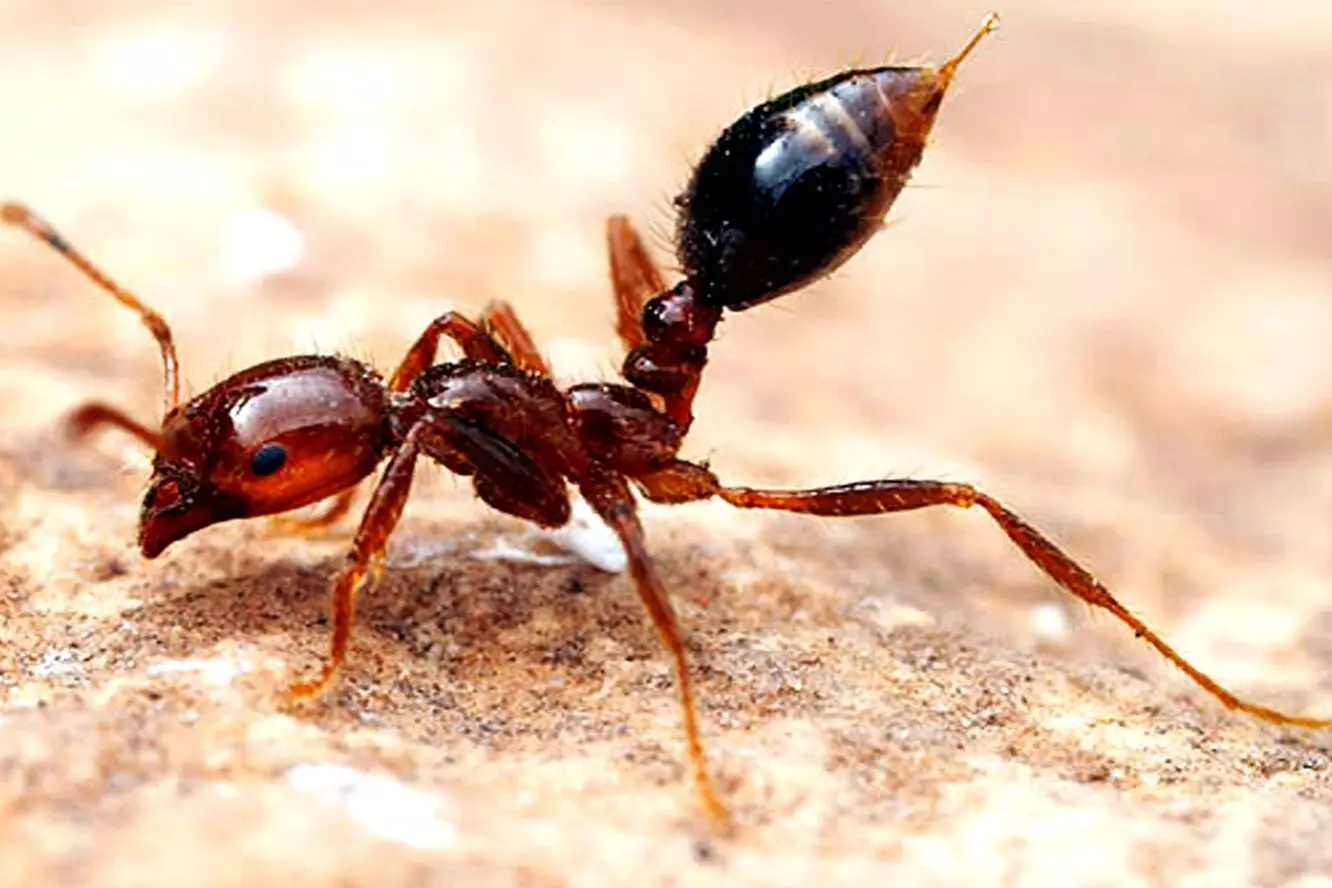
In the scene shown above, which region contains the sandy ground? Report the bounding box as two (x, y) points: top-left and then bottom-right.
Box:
(3, 1), (1332, 886)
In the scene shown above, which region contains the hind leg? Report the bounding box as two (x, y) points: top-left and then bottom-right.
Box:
(609, 218), (722, 435)
(606, 215), (664, 353)
(633, 461), (1332, 730)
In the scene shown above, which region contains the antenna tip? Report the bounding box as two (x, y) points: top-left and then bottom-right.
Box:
(1, 202), (68, 251)
(1, 201), (28, 225)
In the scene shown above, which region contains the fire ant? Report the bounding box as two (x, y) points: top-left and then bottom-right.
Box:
(4, 13), (1330, 827)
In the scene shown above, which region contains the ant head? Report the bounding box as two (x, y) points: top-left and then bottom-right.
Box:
(138, 356), (391, 558)
(0, 206), (394, 558)
(138, 422), (245, 559)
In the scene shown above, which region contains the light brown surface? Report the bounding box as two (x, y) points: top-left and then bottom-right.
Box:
(3, 2), (1332, 886)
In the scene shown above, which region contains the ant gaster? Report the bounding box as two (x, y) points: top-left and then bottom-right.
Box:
(5, 14), (1331, 827)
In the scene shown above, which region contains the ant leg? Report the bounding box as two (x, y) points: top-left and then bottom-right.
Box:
(606, 215), (664, 353)
(634, 461), (1332, 729)
(580, 471), (728, 826)
(634, 460), (720, 504)
(65, 401), (165, 451)
(286, 428), (424, 700)
(389, 311), (513, 392)
(479, 299), (552, 377)
(269, 486), (359, 537)
(704, 475), (1332, 730)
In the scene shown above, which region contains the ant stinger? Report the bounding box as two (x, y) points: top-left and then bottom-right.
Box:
(5, 13), (1329, 827)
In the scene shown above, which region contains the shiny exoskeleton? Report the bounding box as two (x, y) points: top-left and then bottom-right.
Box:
(7, 14), (1331, 828)
(619, 20), (983, 435)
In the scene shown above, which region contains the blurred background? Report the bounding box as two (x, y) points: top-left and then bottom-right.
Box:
(3, 0), (1332, 881)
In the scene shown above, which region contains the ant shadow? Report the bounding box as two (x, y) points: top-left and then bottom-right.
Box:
(121, 521), (704, 734)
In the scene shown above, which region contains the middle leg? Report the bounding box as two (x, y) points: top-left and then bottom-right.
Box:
(580, 470), (727, 826)
(389, 311), (513, 392)
(479, 299), (552, 377)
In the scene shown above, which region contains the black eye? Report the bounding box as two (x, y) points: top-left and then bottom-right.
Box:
(250, 442), (287, 477)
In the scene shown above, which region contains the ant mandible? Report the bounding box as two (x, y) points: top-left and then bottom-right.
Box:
(4, 13), (1330, 827)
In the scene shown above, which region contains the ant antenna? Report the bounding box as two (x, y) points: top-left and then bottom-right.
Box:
(939, 11), (1000, 83)
(2, 202), (180, 413)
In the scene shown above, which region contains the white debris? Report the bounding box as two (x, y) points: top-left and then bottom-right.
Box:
(467, 498), (627, 574)
(538, 496), (627, 574)
(286, 763), (457, 850)
(469, 537), (579, 569)
(386, 536), (461, 569)
(31, 649), (81, 678)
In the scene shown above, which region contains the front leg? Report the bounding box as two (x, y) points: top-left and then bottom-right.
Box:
(286, 427), (425, 700)
(605, 214), (664, 353)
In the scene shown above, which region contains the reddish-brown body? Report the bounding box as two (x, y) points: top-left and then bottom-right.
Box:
(6, 14), (1330, 827)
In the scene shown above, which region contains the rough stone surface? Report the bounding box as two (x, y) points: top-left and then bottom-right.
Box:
(2, 2), (1332, 886)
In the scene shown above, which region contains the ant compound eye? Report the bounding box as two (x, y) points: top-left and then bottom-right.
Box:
(250, 442), (287, 477)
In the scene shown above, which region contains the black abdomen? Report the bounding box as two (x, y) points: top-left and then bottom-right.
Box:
(677, 66), (946, 311)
